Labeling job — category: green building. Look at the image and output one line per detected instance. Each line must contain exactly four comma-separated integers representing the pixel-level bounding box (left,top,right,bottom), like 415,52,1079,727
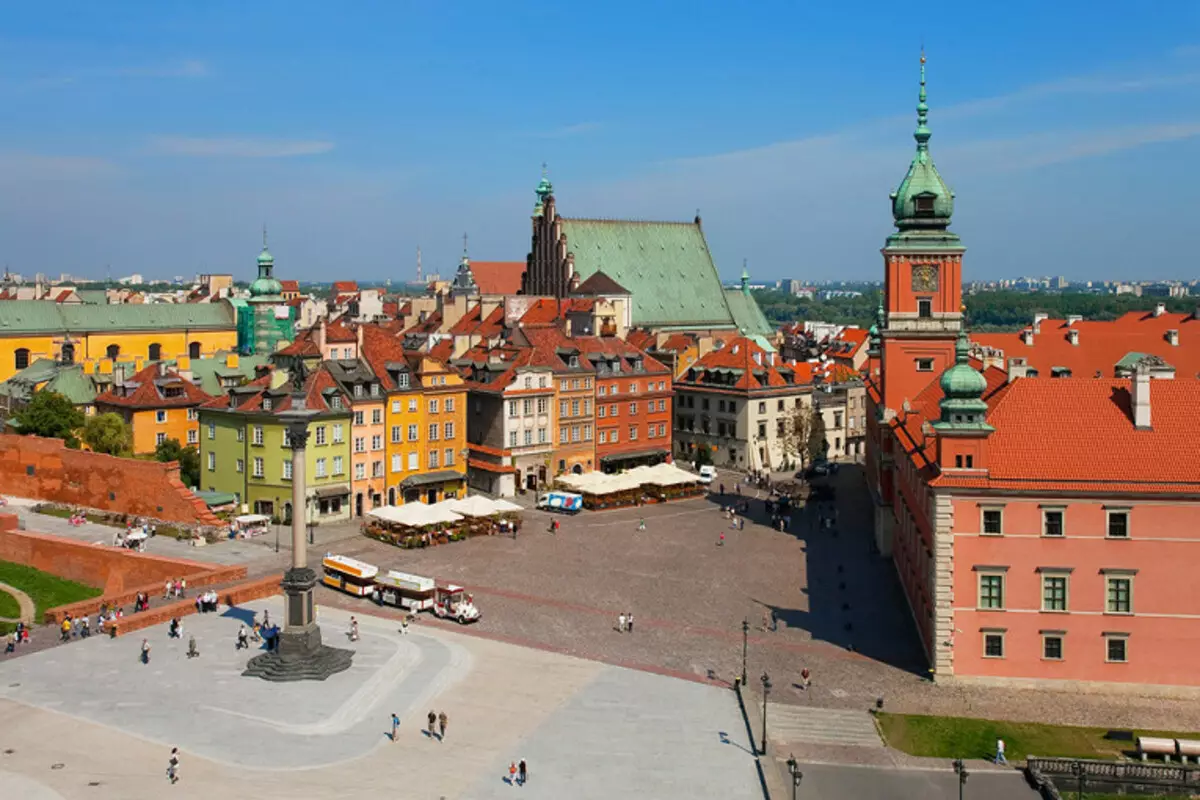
198,364,352,525
237,238,295,356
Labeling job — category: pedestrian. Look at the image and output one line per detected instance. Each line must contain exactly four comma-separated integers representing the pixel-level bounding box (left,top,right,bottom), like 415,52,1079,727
618,612,626,633
187,635,199,659
163,578,171,600
180,578,187,598
391,713,400,742
626,613,633,634
995,737,1007,765
718,533,725,546
60,617,71,642
427,710,437,737
519,758,527,785
719,483,725,495
509,761,518,786
141,638,151,664
800,667,811,690
734,482,740,494
637,518,646,531
348,616,360,642
401,616,409,635
236,624,248,650
166,747,179,784
438,711,447,740
762,609,772,632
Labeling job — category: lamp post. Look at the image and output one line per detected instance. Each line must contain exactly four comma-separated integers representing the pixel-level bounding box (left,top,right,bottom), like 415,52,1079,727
274,495,280,553
1070,760,1084,800
741,619,749,687
760,671,772,755
952,758,968,800
785,753,802,800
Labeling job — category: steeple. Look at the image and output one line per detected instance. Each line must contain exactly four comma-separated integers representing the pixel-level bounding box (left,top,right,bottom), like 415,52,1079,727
933,331,991,431
740,259,751,295
450,231,478,296
249,227,282,299
889,51,956,232
534,163,553,217
867,295,885,356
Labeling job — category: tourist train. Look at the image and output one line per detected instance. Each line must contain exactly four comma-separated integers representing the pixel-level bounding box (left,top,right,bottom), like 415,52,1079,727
321,554,480,624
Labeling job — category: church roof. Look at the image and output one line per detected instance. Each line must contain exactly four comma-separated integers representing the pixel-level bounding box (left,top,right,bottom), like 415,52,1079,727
723,286,774,337
574,271,630,296
560,218,738,329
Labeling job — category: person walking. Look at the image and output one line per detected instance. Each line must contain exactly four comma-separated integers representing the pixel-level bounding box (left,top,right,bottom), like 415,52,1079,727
617,613,626,633
391,713,400,742
141,638,151,664
166,748,180,784
519,758,527,785
164,578,172,600
427,710,437,737
800,667,811,690
400,615,410,635
995,737,1007,765
637,518,646,532
187,635,199,659
626,613,633,634
719,482,725,496
508,761,518,786
438,711,447,740
349,616,360,642
718,533,725,546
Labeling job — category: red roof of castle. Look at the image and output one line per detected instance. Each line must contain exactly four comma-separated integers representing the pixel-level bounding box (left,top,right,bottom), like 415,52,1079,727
678,336,809,392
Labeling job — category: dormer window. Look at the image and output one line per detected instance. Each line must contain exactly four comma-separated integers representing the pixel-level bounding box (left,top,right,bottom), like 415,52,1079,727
370,383,380,396
396,372,410,389
914,194,936,216
353,384,364,397
569,355,580,368
331,396,342,410
263,397,273,411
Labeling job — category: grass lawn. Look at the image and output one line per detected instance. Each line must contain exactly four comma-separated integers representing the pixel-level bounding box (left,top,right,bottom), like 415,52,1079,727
0,560,101,621
0,588,20,618
876,712,1200,762
34,507,113,526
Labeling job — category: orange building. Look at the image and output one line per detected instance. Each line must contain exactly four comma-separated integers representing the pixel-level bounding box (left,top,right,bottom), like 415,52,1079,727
94,363,211,453
866,57,1200,693
588,337,673,472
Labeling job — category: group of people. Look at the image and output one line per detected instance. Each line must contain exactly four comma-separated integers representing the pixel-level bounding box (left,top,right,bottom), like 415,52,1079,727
4,621,32,652
616,612,635,633
60,613,92,641
194,590,220,613
507,758,529,786
163,578,187,600
67,510,87,526
495,518,521,538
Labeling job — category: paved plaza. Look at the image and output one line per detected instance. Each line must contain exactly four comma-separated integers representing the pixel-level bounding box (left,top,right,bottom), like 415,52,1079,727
0,597,761,799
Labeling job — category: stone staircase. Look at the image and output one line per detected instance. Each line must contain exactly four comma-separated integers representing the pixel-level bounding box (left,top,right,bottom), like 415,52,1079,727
766,703,884,748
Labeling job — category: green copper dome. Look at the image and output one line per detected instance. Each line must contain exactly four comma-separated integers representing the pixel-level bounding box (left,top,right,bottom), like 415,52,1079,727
890,54,955,229
940,332,986,398
249,245,282,298
257,247,274,266
533,166,554,217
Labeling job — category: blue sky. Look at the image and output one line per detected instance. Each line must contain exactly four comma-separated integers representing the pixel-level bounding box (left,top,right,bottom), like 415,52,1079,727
1,1,1198,283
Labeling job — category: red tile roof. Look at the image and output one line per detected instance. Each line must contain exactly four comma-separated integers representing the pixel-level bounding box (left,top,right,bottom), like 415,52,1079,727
200,365,348,414
405,310,442,334
679,336,808,391
325,318,357,343
972,312,1200,380
659,333,697,353
280,280,300,293
625,330,656,350
469,261,524,296
428,338,454,361
95,364,212,409
332,281,358,294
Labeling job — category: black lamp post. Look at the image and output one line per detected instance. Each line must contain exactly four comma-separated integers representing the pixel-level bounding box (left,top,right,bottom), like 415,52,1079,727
952,758,968,800
760,671,772,755
741,619,749,687
786,753,802,800
274,495,280,553
1070,760,1084,800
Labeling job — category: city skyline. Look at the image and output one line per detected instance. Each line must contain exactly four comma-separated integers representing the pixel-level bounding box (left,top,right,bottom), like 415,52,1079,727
0,2,1197,282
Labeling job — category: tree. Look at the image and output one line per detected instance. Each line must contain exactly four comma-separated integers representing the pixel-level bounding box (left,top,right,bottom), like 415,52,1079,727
781,402,817,471
694,443,713,467
81,413,132,456
13,391,85,447
808,409,828,465
154,437,201,488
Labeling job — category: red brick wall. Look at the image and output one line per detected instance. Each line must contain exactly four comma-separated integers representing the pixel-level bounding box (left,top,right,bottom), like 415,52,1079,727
0,519,232,596
0,433,220,526
108,574,282,637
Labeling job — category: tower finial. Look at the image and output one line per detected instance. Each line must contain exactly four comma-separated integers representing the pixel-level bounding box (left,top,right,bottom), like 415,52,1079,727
915,49,931,152
541,161,547,177
262,224,268,249
462,232,469,259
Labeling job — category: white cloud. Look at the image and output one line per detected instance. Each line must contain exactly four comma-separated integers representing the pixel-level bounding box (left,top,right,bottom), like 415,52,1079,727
148,136,335,158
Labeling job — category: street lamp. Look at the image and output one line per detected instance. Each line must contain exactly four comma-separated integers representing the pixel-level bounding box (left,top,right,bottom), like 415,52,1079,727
274,495,280,553
760,671,772,755
785,753,803,800
952,758,969,800
741,619,749,687
1070,760,1085,800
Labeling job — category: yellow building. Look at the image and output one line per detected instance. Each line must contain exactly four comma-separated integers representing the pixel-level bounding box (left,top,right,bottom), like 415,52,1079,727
0,300,238,382
94,362,212,454
359,326,467,505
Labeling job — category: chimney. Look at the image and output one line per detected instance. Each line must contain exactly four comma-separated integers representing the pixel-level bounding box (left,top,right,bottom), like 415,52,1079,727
1065,315,1082,326
225,353,239,369
1193,306,1200,321
316,318,327,351
1132,365,1152,429
1153,302,1166,318
1166,329,1179,346
1007,357,1028,382
1067,329,1079,346
1032,312,1049,333
1020,329,1034,345
356,323,364,353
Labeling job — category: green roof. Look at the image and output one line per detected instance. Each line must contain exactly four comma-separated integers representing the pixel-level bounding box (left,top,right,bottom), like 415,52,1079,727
184,351,272,395
76,289,109,304
561,218,740,329
0,300,236,335
0,358,97,405
725,288,774,338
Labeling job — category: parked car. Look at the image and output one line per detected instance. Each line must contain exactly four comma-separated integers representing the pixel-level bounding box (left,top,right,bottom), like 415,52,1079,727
697,465,718,484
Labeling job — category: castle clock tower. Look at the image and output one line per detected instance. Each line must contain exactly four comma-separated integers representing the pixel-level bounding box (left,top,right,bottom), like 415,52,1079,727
879,54,965,416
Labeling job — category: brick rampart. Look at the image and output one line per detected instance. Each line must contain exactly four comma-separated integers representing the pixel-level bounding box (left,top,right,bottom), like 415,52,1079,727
108,574,282,637
0,433,220,526
46,565,248,624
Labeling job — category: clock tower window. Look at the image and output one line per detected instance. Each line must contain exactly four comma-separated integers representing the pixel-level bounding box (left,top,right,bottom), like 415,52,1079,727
918,298,933,318
914,194,936,216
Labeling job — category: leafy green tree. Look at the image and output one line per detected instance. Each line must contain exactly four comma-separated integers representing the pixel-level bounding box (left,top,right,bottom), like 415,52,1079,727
154,437,201,488
694,443,713,467
13,391,85,447
81,413,132,456
807,411,828,464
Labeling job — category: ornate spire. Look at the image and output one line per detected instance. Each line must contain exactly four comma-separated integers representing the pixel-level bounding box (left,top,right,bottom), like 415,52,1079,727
915,50,931,153
534,163,554,216
934,330,992,431
740,259,750,295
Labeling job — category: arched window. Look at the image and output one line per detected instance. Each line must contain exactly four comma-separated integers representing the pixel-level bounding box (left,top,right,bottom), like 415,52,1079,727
188,341,201,359
105,344,120,360
60,343,75,365
147,343,162,361
14,348,29,371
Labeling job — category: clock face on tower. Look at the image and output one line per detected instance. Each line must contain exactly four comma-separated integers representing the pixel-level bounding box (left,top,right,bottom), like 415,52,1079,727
911,264,939,293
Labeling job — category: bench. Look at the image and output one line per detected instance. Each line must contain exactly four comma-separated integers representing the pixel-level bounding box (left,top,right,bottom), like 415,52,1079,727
1175,738,1200,764
1137,736,1177,762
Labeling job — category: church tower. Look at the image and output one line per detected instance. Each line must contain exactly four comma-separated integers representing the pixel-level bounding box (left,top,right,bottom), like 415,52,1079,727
521,167,574,297
879,54,965,415
247,231,287,355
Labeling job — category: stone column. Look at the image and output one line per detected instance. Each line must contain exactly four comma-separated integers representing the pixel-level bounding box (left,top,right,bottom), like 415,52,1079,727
290,423,307,571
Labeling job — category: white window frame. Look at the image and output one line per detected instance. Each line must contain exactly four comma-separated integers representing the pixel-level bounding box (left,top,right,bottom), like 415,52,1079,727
1104,633,1129,663
980,505,1004,536
1041,631,1064,661
1040,571,1070,612
207,451,216,470
408,452,418,471
981,629,1006,659
1041,506,1065,537
252,457,264,478
252,425,264,446
1103,572,1135,615
1105,507,1131,539
976,568,1006,610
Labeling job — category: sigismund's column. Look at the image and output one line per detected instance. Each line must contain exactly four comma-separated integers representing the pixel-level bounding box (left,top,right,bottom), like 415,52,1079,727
244,374,353,682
